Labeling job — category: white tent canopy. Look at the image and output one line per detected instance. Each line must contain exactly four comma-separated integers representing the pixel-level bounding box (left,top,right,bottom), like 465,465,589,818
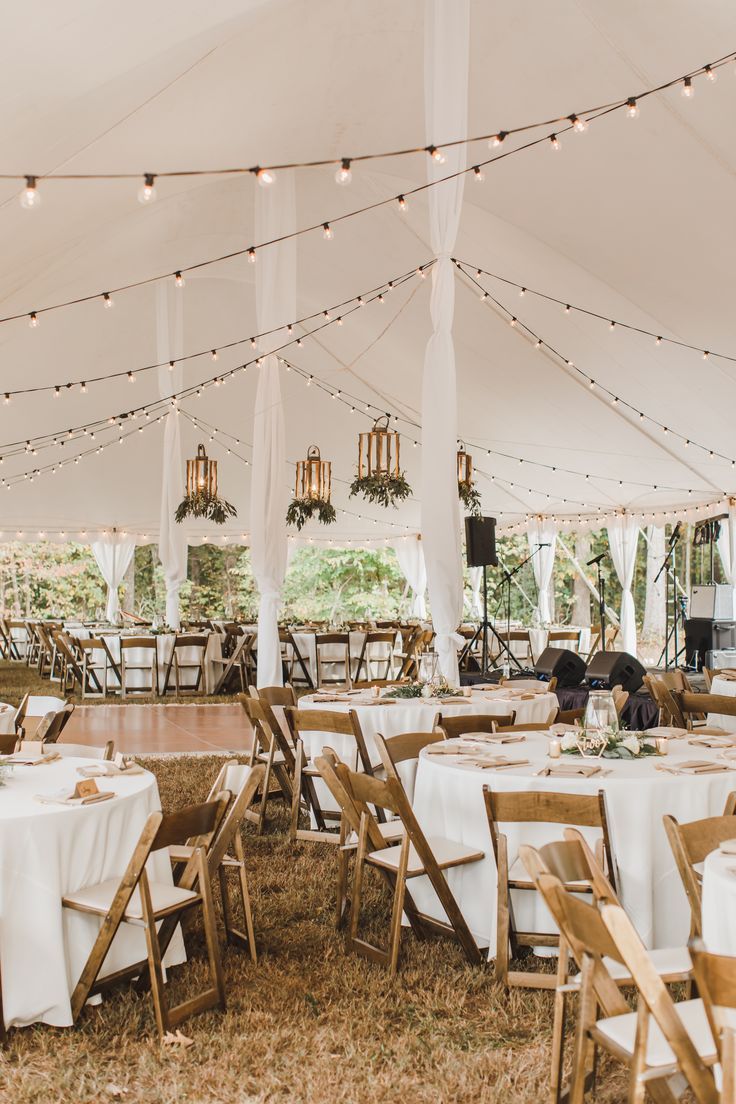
1,1,735,546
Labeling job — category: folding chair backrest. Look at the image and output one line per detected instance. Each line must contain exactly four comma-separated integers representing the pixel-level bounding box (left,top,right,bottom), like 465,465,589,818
122,637,157,651
240,694,295,765
601,903,719,1103
672,690,736,727
315,752,387,853
689,938,736,1078
436,712,516,740
205,765,266,875
173,634,208,652
252,684,296,708
663,811,736,936
374,730,444,776
286,707,360,739
152,798,224,853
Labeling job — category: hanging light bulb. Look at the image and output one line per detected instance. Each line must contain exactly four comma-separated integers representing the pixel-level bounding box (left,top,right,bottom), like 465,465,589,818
626,98,639,118
29,311,39,328
20,175,40,210
103,292,113,309
570,114,588,132
549,134,560,150
174,271,185,288
705,64,717,82
682,76,694,97
427,145,445,163
138,174,156,203
489,131,507,149
322,222,333,240
472,165,485,182
397,194,407,212
80,381,87,393
248,247,257,263
255,166,275,187
335,158,352,185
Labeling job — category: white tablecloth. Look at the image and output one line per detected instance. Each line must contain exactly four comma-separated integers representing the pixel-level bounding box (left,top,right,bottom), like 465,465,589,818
298,688,558,768
288,630,397,685
0,703,14,735
412,734,736,952
708,676,736,732
702,849,736,955
75,631,224,693
0,756,185,1029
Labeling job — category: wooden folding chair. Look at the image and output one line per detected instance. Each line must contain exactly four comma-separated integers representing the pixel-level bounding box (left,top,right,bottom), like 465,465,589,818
212,633,255,694
238,696,293,832
548,629,581,651
120,636,159,697
315,633,352,687
535,873,716,1104
279,630,314,689
0,617,18,660
34,704,75,745
670,690,736,733
336,766,483,973
353,630,397,683
24,621,41,668
396,627,434,680
585,623,619,662
170,762,265,963
54,739,115,759
372,729,445,802
78,637,114,697
521,835,691,1104
62,797,228,1037
689,938,736,1104
162,634,209,695
497,713,559,732
285,707,375,843
483,786,617,989
435,711,516,740
52,632,87,694
663,798,736,939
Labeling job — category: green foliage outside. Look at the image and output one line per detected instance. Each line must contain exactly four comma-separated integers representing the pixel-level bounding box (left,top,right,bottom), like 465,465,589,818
0,526,708,630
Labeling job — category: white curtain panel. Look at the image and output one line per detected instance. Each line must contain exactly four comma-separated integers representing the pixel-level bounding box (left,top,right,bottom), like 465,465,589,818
607,516,640,655
156,284,188,629
91,539,136,622
526,518,557,624
717,501,736,584
250,170,296,686
421,0,469,684
392,537,427,618
468,567,484,618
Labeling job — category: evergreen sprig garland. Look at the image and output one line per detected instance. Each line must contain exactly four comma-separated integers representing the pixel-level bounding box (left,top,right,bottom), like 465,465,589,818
458,480,482,516
175,492,237,525
349,471,412,509
286,497,337,531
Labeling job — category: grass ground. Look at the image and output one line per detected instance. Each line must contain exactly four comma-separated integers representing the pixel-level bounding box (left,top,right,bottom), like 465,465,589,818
0,754,631,1104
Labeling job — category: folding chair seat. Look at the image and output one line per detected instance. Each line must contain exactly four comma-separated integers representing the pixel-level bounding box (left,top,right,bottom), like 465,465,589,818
435,711,516,740
483,786,617,990
62,796,229,1037
120,636,159,696
353,630,397,683
330,763,483,974
315,633,352,688
285,706,375,843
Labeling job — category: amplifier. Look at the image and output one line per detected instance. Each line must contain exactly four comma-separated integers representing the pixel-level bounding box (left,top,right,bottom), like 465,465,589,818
685,618,736,669
690,584,736,620
705,649,736,670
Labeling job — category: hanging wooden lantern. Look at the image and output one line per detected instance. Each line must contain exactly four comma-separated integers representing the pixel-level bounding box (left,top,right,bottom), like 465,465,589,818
350,415,412,508
175,443,237,525
286,444,336,530
457,440,482,516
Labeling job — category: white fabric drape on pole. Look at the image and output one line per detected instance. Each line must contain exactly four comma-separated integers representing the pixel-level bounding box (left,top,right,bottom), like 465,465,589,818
156,284,188,629
608,516,640,655
717,501,736,618
421,0,469,684
642,525,666,637
392,537,427,619
91,538,136,623
250,171,296,686
468,567,483,619
526,518,557,625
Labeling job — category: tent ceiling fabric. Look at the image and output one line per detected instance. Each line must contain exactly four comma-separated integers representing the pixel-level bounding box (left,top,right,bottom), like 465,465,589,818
1,0,735,541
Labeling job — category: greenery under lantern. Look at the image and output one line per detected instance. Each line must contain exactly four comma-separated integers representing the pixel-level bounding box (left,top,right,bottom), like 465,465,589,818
349,415,412,508
175,443,237,525
286,445,337,530
457,442,482,516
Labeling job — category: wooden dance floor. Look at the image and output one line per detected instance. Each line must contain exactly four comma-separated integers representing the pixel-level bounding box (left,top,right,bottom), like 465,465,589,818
64,703,254,755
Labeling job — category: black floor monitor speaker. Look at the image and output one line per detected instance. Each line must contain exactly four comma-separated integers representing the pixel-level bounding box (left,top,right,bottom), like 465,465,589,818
534,647,586,689
685,618,736,668
465,516,498,568
585,650,647,694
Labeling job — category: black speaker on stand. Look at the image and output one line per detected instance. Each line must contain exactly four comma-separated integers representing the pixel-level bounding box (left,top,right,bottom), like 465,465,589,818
464,516,524,679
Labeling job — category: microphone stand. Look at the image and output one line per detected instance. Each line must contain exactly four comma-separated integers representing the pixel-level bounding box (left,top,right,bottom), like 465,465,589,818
495,543,549,675
655,525,684,670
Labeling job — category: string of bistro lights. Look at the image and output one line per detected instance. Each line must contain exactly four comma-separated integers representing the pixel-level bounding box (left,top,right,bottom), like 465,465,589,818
455,259,736,366
454,261,736,474
10,49,735,198
4,50,734,329
0,266,428,452
0,262,431,401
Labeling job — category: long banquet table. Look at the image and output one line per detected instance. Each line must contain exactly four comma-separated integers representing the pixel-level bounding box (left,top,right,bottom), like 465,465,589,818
411,732,736,953
0,755,185,1029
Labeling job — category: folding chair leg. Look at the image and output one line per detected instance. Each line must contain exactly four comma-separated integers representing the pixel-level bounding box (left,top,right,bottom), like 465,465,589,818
140,874,170,1037
336,821,350,929
551,941,571,1104
219,834,257,965
257,746,275,835
387,844,409,977
496,844,511,986
199,851,227,1008
290,742,304,843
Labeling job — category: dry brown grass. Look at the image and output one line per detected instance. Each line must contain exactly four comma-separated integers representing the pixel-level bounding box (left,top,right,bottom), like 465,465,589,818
0,755,630,1104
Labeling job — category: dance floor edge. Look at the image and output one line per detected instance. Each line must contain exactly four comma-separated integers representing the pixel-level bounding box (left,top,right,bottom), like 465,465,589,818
64,703,253,756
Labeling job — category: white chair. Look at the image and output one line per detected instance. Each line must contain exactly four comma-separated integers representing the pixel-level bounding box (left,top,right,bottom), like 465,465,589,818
55,740,115,761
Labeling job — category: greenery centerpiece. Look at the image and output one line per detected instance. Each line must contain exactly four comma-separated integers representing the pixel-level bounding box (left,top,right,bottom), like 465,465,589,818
286,445,337,530
457,443,482,516
560,727,659,759
175,444,237,525
383,678,463,700
350,416,412,508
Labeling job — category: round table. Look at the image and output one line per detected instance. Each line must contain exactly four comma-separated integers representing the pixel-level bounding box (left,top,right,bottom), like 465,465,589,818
411,734,736,953
0,703,14,735
707,676,736,732
702,848,736,954
0,755,185,1029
